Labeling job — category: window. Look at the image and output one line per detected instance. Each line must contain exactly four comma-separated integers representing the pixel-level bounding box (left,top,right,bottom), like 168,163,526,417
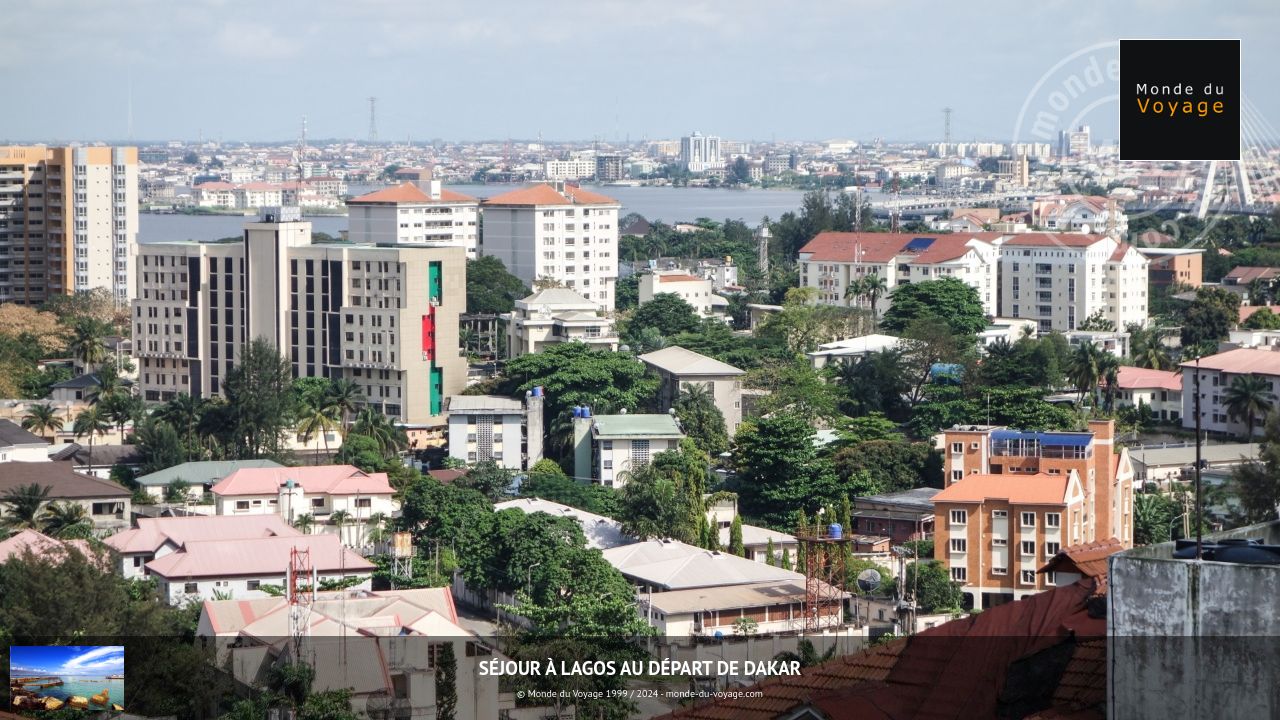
950,469,963,482
235,500,250,511
1045,541,1061,557
602,440,613,450
950,566,967,582
247,580,260,591
1021,570,1036,585
992,538,1007,546
132,556,143,568
949,538,967,553
992,510,1008,519
184,583,198,594
992,566,1007,575
1021,540,1036,556
950,442,963,453
949,509,967,525
356,498,372,508
311,498,324,508
1045,513,1061,528
603,459,613,470
1021,512,1036,527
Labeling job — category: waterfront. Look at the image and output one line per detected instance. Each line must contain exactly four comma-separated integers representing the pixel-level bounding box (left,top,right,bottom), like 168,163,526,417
139,184,816,243
17,676,124,706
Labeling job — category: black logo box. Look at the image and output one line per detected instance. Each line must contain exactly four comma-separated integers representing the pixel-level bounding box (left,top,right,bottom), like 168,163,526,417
1119,39,1240,161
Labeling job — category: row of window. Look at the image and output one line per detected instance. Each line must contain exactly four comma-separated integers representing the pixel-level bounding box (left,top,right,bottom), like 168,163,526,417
950,538,1061,557
949,509,1061,528
950,567,1049,585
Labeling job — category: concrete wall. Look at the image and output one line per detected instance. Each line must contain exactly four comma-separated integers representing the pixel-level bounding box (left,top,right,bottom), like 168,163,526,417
1109,522,1280,719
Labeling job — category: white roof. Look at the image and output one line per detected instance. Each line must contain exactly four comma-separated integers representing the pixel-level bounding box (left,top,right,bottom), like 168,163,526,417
602,539,803,590
517,287,598,310
494,497,634,549
718,523,797,548
645,578,841,614
638,346,744,377
446,395,524,413
808,334,902,359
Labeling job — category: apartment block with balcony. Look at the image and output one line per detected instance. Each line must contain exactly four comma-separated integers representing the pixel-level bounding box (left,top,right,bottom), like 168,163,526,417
939,419,1133,556
0,146,137,305
1180,348,1280,438
933,471,1086,609
444,393,544,470
347,181,480,258
797,232,1000,317
503,287,618,358
480,182,620,310
132,207,465,430
571,412,685,488
995,233,1148,333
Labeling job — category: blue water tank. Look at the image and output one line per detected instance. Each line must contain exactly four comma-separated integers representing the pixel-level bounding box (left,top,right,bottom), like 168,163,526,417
532,386,543,397
582,406,592,418
572,406,582,418
828,523,844,539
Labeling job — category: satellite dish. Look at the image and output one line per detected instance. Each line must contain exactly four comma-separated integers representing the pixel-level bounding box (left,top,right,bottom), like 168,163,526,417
857,568,882,593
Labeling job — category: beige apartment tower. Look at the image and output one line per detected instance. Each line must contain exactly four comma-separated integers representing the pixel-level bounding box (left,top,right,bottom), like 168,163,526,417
0,146,137,305
133,208,465,430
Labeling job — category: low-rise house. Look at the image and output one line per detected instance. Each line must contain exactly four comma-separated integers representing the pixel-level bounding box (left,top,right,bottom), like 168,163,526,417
717,523,799,564
48,443,142,479
851,487,939,543
1128,442,1259,490
197,587,512,720
571,411,685,488
806,334,903,369
144,532,373,604
1180,348,1280,438
133,459,284,501
48,372,133,403
0,420,51,462
105,514,302,579
1113,366,1182,421
494,497,632,550
639,346,745,434
445,392,544,470
638,271,728,320
0,462,131,534
1064,329,1130,358
211,464,397,545
504,288,619,359
0,528,101,566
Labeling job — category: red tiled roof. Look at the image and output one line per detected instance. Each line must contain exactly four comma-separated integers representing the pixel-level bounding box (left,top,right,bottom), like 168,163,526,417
212,464,393,497
932,472,1072,505
658,273,704,283
481,183,618,206
1179,347,1280,376
1115,366,1181,392
1239,305,1273,323
1223,266,1280,284
1109,243,1136,262
1038,537,1124,596
798,232,998,265
348,182,476,204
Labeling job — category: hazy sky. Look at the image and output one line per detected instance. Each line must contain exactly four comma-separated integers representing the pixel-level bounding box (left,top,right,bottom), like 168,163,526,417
2,0,1277,144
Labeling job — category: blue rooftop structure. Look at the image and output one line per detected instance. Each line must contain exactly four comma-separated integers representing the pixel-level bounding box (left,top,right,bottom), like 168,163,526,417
990,429,1094,459
905,237,936,252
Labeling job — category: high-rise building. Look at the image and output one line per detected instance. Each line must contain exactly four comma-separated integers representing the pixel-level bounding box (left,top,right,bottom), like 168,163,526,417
595,154,624,182
480,183,620,310
1058,125,1091,157
679,132,724,172
346,181,479,258
132,207,465,431
0,146,137,305
995,233,1147,332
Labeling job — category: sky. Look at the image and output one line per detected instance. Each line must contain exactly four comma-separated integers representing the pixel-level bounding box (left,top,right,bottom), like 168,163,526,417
1,0,1278,144
9,646,126,677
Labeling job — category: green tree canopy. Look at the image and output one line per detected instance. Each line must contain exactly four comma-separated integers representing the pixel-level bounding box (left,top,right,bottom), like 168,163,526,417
466,255,530,314
904,560,963,613
223,338,295,458
625,292,701,342
674,382,729,457
731,412,842,528
880,277,988,336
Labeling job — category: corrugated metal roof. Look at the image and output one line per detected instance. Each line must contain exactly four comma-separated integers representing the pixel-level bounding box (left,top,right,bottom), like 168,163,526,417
590,414,684,439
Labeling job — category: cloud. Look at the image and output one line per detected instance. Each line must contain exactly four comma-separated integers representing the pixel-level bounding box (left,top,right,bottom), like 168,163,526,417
61,646,125,674
213,21,304,61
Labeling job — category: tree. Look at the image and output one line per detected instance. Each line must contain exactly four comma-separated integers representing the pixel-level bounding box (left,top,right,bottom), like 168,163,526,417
324,379,364,436
299,689,359,720
1180,286,1241,355
728,515,745,556
135,419,189,475
749,358,843,421
1133,491,1181,545
674,382,729,457
837,349,911,420
904,560,963,613
457,459,513,500
756,287,867,354
833,440,943,494
21,403,63,441
223,338,294,458
293,514,315,534
0,483,50,533
39,501,92,538
626,293,701,341
328,510,351,545
466,255,530,314
1077,310,1116,331
163,479,192,503
0,303,70,353
732,413,842,528
154,393,204,461
350,407,407,456
72,405,110,470
1128,323,1174,370
773,639,837,668
880,278,987,336
1243,307,1280,330
435,642,458,720
1223,375,1275,438
68,317,110,371
616,446,705,543
1068,342,1110,406
898,316,974,406
519,459,619,516
615,274,640,311
296,398,340,459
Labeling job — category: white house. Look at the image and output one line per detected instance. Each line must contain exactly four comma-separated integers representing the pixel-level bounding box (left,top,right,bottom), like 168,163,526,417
503,288,618,359
133,459,283,501
1181,348,1280,438
1113,366,1182,421
0,420,51,463
445,393,544,470
105,514,302,580
806,334,903,369
210,464,397,544
638,346,745,434
0,462,131,534
571,411,685,488
638,271,728,320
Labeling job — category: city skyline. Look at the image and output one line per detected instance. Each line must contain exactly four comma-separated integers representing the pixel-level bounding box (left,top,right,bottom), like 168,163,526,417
3,0,1278,144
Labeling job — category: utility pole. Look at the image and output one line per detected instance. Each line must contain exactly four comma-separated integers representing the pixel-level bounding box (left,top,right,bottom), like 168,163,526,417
1194,357,1203,560
942,107,952,146
367,96,378,143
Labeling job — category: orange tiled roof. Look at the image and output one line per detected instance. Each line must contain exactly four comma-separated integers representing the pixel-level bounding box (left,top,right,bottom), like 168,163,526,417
658,274,704,283
1038,537,1124,596
1114,366,1181,392
481,183,618,206
348,182,476,204
799,232,998,265
932,472,1071,505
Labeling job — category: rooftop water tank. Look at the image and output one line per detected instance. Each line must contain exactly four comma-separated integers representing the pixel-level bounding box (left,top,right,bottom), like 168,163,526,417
828,523,844,540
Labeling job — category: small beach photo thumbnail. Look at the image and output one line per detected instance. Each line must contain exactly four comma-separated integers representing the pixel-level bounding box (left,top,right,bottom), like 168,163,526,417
9,645,125,716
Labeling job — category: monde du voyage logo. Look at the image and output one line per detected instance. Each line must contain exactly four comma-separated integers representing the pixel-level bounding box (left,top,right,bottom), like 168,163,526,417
1120,39,1240,161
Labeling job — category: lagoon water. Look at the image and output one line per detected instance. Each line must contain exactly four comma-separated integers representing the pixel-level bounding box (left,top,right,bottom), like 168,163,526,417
21,676,124,706
139,184,818,244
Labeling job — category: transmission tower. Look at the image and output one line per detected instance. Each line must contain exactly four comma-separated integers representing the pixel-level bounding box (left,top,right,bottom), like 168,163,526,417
890,172,902,233
793,523,850,633
368,96,378,143
942,107,953,145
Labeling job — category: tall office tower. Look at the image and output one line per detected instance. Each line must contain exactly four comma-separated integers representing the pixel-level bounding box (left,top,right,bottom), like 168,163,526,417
133,207,465,431
679,132,724,172
479,182,621,311
0,146,137,305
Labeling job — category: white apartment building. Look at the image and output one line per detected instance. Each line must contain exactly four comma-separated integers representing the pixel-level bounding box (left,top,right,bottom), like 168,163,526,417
347,181,480,258
1114,366,1182,422
445,392,544,470
544,157,597,181
638,270,727,319
680,132,724,172
797,232,1000,317
503,287,619,359
638,345,745,434
132,207,465,430
571,412,685,488
1181,348,1280,438
0,146,137,305
996,233,1148,333
1030,195,1128,236
480,182,620,310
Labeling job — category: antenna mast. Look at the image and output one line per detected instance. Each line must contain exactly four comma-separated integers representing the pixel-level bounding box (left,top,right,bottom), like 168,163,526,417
368,96,378,143
288,546,317,664
942,107,953,146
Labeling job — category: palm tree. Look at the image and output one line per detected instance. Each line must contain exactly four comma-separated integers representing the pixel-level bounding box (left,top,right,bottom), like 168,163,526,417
1101,358,1121,412
843,276,866,309
1,483,51,534
293,513,315,535
1223,374,1275,438
329,510,351,545
68,319,109,373
155,393,203,460
98,391,141,441
365,512,389,547
325,379,364,436
352,407,407,455
1068,342,1107,406
72,405,110,471
86,362,122,405
296,401,340,461
39,501,92,539
21,404,63,441
1128,323,1174,371
861,273,888,323
773,639,837,668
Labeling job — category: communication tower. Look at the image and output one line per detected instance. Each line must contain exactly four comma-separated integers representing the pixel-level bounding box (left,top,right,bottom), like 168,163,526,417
794,523,850,633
